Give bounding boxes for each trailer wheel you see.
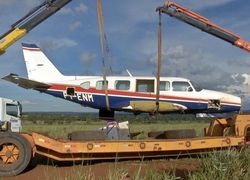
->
[165,129,196,139]
[0,132,31,176]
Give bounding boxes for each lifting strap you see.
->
[156,11,162,115]
[97,0,111,111]
[104,33,113,75]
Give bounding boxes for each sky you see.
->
[0,0,250,112]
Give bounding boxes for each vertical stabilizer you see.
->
[22,43,64,82]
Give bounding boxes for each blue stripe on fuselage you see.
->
[45,90,240,113]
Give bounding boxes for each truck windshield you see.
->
[190,81,203,92]
[6,104,19,117]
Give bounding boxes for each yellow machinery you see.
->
[0,114,249,176]
[0,0,72,55]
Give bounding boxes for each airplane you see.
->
[2,43,241,119]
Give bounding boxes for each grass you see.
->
[22,120,209,138]
[188,148,250,180]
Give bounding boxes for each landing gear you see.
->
[0,132,32,176]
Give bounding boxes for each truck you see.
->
[0,97,22,132]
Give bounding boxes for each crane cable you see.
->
[156,10,162,116]
[96,0,111,111]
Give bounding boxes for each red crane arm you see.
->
[158,1,250,52]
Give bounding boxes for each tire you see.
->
[68,130,106,141]
[164,129,196,139]
[0,132,32,176]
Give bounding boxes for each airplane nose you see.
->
[222,93,241,111]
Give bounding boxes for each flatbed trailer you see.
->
[0,114,250,176]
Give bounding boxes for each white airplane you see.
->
[3,43,241,118]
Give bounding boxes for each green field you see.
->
[22,113,210,138]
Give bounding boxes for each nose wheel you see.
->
[0,132,32,176]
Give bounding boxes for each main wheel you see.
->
[0,132,32,176]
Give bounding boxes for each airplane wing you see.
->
[121,100,187,113]
[2,73,51,91]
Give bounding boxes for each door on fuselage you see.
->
[136,79,155,93]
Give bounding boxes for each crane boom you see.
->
[157,1,250,52]
[0,0,72,55]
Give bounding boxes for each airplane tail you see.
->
[22,43,64,82]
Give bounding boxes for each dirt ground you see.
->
[3,157,200,180]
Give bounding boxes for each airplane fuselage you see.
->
[44,76,241,114]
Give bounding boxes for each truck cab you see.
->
[0,97,22,132]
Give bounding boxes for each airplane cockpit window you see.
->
[160,81,170,91]
[80,82,90,89]
[172,81,193,92]
[136,80,154,93]
[115,80,130,90]
[190,81,203,92]
[96,80,108,90]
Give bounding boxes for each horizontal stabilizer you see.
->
[2,74,50,90]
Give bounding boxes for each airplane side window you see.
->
[66,87,75,96]
[136,80,154,93]
[172,81,193,92]
[160,81,170,91]
[80,82,90,89]
[96,80,108,90]
[115,80,130,90]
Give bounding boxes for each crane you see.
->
[157,1,250,53]
[0,0,72,55]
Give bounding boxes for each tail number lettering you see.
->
[77,93,94,102]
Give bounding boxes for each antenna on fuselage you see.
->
[126,69,133,77]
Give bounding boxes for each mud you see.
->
[3,157,200,180]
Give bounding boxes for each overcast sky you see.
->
[0,0,250,112]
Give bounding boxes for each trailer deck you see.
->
[0,114,250,176]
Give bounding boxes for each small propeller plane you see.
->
[3,43,241,118]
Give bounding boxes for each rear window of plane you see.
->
[96,80,108,90]
[80,81,90,89]
[115,80,130,90]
